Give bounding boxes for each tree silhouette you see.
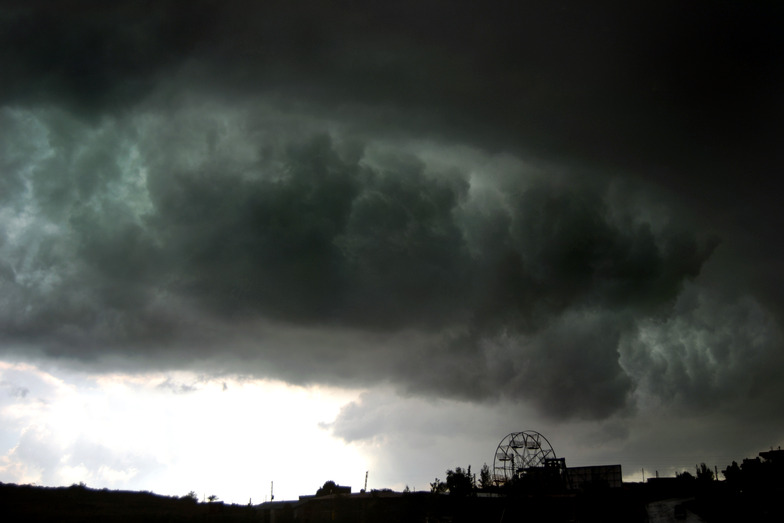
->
[430,477,447,493]
[479,463,492,489]
[316,480,339,497]
[445,466,475,497]
[696,463,714,482]
[676,470,695,481]
[722,461,741,484]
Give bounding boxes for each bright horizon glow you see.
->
[0,358,773,502]
[0,360,369,504]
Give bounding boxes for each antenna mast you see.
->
[364,471,368,492]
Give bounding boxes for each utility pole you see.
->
[270,481,274,501]
[364,471,368,492]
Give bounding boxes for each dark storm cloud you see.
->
[5,1,780,157]
[1,1,782,424]
[0,102,717,420]
[0,0,217,114]
[621,285,784,418]
[487,311,635,420]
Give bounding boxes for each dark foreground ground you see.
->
[272,489,646,523]
[0,481,646,522]
[2,480,782,522]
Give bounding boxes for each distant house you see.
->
[758,448,784,464]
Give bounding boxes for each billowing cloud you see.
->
[622,285,784,417]
[0,99,722,422]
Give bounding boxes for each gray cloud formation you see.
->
[0,103,716,421]
[1,1,782,427]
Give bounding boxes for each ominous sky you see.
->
[1,0,783,502]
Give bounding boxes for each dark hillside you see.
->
[0,482,253,522]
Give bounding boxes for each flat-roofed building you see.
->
[567,464,623,490]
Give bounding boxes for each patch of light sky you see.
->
[0,360,368,504]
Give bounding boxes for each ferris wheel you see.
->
[493,430,556,485]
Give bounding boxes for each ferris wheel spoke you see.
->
[493,430,557,486]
